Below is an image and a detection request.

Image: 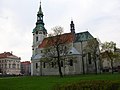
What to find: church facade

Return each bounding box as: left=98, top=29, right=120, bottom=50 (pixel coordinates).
left=31, top=3, right=100, bottom=76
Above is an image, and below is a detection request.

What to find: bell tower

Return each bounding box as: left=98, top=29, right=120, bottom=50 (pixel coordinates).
left=32, top=2, right=47, bottom=56
left=70, top=20, right=75, bottom=34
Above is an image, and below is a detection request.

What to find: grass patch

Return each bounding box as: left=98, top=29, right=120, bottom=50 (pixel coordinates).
left=0, top=74, right=120, bottom=90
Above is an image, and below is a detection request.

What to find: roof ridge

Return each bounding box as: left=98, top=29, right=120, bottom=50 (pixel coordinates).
left=76, top=31, right=89, bottom=34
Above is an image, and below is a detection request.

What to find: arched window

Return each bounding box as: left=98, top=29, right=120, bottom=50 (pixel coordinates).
left=43, top=62, right=45, bottom=68
left=36, top=63, right=38, bottom=69
left=36, top=36, right=38, bottom=42
left=69, top=59, right=73, bottom=66
left=88, top=53, right=91, bottom=64
left=61, top=61, right=63, bottom=67
left=36, top=31, right=38, bottom=34
left=39, top=32, right=42, bottom=34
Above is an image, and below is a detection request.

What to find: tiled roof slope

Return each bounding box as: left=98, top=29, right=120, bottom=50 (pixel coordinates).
left=0, top=52, right=20, bottom=59
left=75, top=31, right=94, bottom=42
left=38, top=33, right=74, bottom=48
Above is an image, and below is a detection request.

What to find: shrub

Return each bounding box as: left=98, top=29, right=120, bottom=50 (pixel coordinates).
left=53, top=80, right=120, bottom=90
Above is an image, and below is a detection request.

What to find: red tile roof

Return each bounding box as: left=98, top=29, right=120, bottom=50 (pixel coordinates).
left=0, top=52, right=20, bottom=59
left=38, top=33, right=74, bottom=48
left=21, top=61, right=31, bottom=64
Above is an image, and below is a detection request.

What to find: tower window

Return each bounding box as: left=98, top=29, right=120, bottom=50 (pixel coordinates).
left=36, top=36, right=38, bottom=42
left=40, top=17, right=43, bottom=20
left=39, top=32, right=42, bottom=34
left=36, top=31, right=38, bottom=34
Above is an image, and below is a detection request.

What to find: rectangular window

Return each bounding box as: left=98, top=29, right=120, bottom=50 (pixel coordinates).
left=9, top=64, right=11, bottom=68
left=12, top=64, right=16, bottom=68
left=5, top=64, right=7, bottom=68
left=17, top=64, right=19, bottom=69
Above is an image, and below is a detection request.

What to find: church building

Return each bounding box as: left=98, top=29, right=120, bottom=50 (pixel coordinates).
left=31, top=2, right=100, bottom=76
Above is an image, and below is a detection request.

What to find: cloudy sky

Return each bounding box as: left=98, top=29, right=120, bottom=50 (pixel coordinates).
left=0, top=0, right=120, bottom=61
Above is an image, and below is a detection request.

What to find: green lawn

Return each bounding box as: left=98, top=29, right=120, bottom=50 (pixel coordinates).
left=0, top=74, right=120, bottom=90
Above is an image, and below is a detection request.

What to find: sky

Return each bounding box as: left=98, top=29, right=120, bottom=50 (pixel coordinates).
left=0, top=0, right=120, bottom=61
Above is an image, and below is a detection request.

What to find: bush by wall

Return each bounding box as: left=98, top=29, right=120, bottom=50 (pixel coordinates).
left=54, top=80, right=120, bottom=90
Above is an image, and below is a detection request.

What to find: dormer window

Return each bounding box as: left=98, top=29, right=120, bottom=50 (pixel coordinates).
left=39, top=32, right=42, bottom=34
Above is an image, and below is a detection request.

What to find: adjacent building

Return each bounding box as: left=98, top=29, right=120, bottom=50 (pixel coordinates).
left=21, top=61, right=31, bottom=75
left=101, top=47, right=120, bottom=72
left=31, top=2, right=100, bottom=75
left=0, top=52, right=21, bottom=75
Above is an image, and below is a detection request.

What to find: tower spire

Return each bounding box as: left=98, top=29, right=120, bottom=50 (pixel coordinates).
left=70, top=20, right=75, bottom=34
left=38, top=0, right=43, bottom=15
left=32, top=1, right=47, bottom=34
left=36, top=1, right=44, bottom=25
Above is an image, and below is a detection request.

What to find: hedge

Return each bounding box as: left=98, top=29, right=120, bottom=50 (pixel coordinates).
left=54, top=80, right=120, bottom=90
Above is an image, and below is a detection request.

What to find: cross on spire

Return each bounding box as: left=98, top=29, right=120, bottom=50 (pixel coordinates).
left=40, top=0, right=41, bottom=6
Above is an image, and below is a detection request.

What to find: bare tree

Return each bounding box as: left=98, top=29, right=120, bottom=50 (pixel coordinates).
left=40, top=26, right=73, bottom=77
left=101, top=41, right=116, bottom=74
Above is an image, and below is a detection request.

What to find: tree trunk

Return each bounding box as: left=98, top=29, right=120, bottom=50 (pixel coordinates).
left=57, top=58, right=63, bottom=77
left=56, top=46, right=63, bottom=77
left=93, top=54, right=97, bottom=74
left=99, top=57, right=103, bottom=74
left=107, top=52, right=114, bottom=74
left=94, top=60, right=97, bottom=74
left=111, top=59, right=114, bottom=74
